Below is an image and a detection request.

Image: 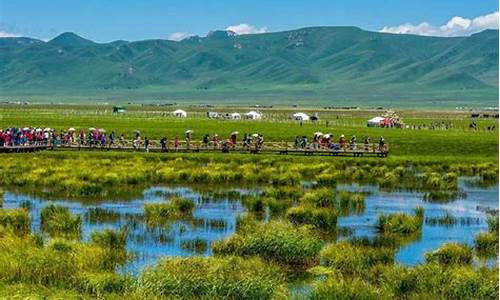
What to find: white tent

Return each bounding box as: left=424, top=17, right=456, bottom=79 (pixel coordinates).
left=230, top=112, right=241, bottom=120
left=292, top=112, right=310, bottom=121
left=244, top=111, right=262, bottom=120
left=367, top=116, right=385, bottom=127
left=173, top=109, right=187, bottom=118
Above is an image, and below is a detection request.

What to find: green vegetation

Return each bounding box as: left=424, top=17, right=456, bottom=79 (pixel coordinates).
left=0, top=107, right=497, bottom=298
left=180, top=238, right=208, bottom=253
left=376, top=207, right=424, bottom=235
left=85, top=208, right=121, bottom=224
left=40, top=204, right=82, bottom=238
left=286, top=206, right=337, bottom=230
left=138, top=256, right=286, bottom=299
left=0, top=28, right=498, bottom=106
left=144, top=197, right=195, bottom=226
left=0, top=208, right=31, bottom=235
left=425, top=243, right=474, bottom=266
left=213, top=220, right=323, bottom=267
left=320, top=241, right=394, bottom=276
left=475, top=216, right=499, bottom=257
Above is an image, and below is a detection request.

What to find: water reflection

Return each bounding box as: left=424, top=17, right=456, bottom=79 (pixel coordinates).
left=337, top=179, right=498, bottom=265
left=2, top=179, right=498, bottom=273
left=3, top=186, right=246, bottom=274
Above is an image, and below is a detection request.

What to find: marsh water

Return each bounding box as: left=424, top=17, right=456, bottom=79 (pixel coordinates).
left=3, top=179, right=498, bottom=274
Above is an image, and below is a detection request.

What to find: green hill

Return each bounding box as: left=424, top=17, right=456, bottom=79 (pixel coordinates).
left=0, top=27, right=497, bottom=106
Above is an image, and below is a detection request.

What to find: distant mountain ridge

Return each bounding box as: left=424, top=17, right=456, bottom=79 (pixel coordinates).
left=0, top=26, right=497, bottom=104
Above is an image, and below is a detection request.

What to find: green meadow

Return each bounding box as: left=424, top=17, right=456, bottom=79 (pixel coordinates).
left=0, top=105, right=498, bottom=299
left=0, top=105, right=498, bottom=159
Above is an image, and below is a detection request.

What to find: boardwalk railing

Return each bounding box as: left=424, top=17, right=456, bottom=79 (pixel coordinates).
left=0, top=141, right=389, bottom=157
left=56, top=141, right=389, bottom=157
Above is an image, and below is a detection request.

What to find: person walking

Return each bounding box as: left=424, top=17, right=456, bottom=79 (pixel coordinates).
left=144, top=136, right=150, bottom=152
left=160, top=137, right=168, bottom=152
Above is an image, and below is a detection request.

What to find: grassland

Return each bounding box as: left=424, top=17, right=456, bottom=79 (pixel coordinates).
left=0, top=105, right=498, bottom=299
left=0, top=104, right=498, bottom=159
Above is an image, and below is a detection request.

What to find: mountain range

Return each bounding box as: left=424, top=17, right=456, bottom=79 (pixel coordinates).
left=0, top=27, right=498, bottom=106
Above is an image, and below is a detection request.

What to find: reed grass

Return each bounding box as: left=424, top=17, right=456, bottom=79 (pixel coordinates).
left=40, top=205, right=82, bottom=238
left=138, top=256, right=286, bottom=299
left=213, top=220, right=323, bottom=267
left=474, top=216, right=499, bottom=257
left=376, top=207, right=424, bottom=235
left=180, top=238, right=208, bottom=253
left=0, top=208, right=31, bottom=235
left=311, top=277, right=388, bottom=300
left=144, top=196, right=195, bottom=226
left=286, top=206, right=337, bottom=231
left=320, top=241, right=394, bottom=276
left=0, top=229, right=123, bottom=289
left=425, top=243, right=473, bottom=266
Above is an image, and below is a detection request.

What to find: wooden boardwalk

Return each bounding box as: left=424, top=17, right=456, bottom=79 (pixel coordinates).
left=0, top=145, right=49, bottom=153
left=1, top=143, right=389, bottom=157
left=55, top=144, right=389, bottom=157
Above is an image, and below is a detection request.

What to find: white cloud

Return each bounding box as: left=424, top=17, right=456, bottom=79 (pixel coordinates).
left=168, top=32, right=191, bottom=41
left=0, top=30, right=19, bottom=38
left=380, top=11, right=499, bottom=37
left=225, top=23, right=268, bottom=35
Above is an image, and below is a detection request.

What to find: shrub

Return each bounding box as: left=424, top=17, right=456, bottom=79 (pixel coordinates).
left=213, top=220, right=323, bottom=267
left=40, top=205, right=82, bottom=238
left=138, top=256, right=286, bottom=300
left=425, top=243, right=473, bottom=266
left=0, top=208, right=31, bottom=235
left=286, top=206, right=337, bottom=230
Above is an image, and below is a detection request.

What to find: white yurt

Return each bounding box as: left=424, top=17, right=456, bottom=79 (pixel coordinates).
left=367, top=116, right=385, bottom=127
left=230, top=112, right=241, bottom=120
left=173, top=109, right=187, bottom=118
left=292, top=112, right=310, bottom=121
left=244, top=111, right=262, bottom=120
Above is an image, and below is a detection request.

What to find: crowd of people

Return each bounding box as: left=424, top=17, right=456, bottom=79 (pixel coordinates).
left=294, top=133, right=386, bottom=151
left=0, top=127, right=386, bottom=152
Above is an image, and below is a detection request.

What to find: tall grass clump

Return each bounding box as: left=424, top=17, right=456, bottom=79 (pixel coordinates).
left=320, top=241, right=394, bottom=276
left=425, top=243, right=473, bottom=266
left=77, top=272, right=132, bottom=297
left=311, top=277, right=387, bottom=300
left=0, top=208, right=31, bottom=235
left=376, top=262, right=498, bottom=299
left=286, top=206, right=337, bottom=231
left=475, top=216, right=499, bottom=257
left=85, top=208, right=121, bottom=224
left=0, top=230, right=125, bottom=289
left=376, top=207, right=424, bottom=235
left=90, top=229, right=128, bottom=268
left=144, top=197, right=195, bottom=226
left=40, top=205, right=82, bottom=238
left=138, top=256, right=286, bottom=299
left=213, top=220, right=323, bottom=267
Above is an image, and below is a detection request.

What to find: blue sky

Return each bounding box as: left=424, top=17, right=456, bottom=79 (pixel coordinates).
left=0, top=0, right=498, bottom=41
